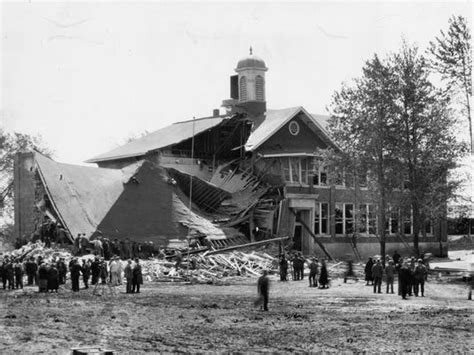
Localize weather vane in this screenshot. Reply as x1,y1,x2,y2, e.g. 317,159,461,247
249,46,253,55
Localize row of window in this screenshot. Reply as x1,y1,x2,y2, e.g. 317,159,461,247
281,157,412,189
313,202,433,236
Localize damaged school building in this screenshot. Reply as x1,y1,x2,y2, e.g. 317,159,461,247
13,52,447,259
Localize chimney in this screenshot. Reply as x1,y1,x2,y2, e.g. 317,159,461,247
213,109,220,117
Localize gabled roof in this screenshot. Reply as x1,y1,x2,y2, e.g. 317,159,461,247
86,116,227,163
244,106,335,151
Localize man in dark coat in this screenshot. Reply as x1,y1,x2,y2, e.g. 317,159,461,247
0,259,6,289
365,257,374,285
399,261,411,299
279,254,288,281
57,258,67,285
38,263,49,292
257,270,270,311
413,259,428,297
82,259,91,289
25,257,38,286
371,259,383,294
47,264,59,293
5,258,14,290
308,258,319,287
319,259,329,289
91,257,100,285
70,259,82,292
13,260,24,289
132,259,143,293
392,251,401,265
124,259,133,293
99,259,108,284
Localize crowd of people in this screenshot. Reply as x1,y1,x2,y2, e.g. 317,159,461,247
276,250,429,300
364,252,429,299
278,252,330,289
0,254,144,295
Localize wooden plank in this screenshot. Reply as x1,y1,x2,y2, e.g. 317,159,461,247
205,236,290,255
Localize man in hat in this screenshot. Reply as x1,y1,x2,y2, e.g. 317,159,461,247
90,257,100,285
371,259,383,294
257,270,270,311
385,260,395,294
132,259,143,293
279,254,288,281
413,259,428,297
124,259,133,293
308,258,319,287
82,259,91,289
70,259,82,292
399,261,411,300
25,256,38,286
57,258,67,285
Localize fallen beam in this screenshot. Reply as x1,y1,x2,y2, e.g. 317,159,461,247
205,236,290,255
289,208,334,261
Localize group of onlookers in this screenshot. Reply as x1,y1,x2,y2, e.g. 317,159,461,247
0,254,144,295
364,251,429,299
278,252,330,289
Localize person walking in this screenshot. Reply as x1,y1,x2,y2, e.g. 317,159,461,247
132,259,143,293
371,259,383,294
256,270,270,311
279,254,288,281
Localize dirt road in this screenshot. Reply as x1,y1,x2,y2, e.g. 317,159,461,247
0,275,472,353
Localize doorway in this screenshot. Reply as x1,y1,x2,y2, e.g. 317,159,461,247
293,224,303,251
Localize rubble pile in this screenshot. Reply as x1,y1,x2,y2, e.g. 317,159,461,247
142,251,277,284
4,242,72,264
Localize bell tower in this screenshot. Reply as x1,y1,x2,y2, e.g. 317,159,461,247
223,48,268,117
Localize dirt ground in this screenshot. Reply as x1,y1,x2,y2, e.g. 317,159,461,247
0,271,472,354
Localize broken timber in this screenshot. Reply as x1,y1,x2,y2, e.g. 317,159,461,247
289,208,334,261
206,236,290,255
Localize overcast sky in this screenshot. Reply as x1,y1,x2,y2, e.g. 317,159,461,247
1,1,472,165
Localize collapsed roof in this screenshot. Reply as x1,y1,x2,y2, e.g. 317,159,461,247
34,153,235,242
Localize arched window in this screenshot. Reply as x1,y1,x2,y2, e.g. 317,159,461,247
240,76,247,101
256,75,265,101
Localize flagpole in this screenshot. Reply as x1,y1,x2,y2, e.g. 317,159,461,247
187,116,195,276
189,116,195,210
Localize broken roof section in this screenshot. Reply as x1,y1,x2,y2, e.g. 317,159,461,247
35,153,236,243
244,106,334,152
35,153,134,238
86,115,227,163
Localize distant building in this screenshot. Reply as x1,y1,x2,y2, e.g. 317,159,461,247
15,51,448,258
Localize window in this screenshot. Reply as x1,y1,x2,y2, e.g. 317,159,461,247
310,157,327,186
345,204,354,234
281,157,309,184
240,76,247,101
385,207,399,234
335,203,344,234
403,209,412,235
289,121,300,135
359,204,368,233
424,219,433,235
314,202,329,235
256,75,265,101
368,204,377,235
